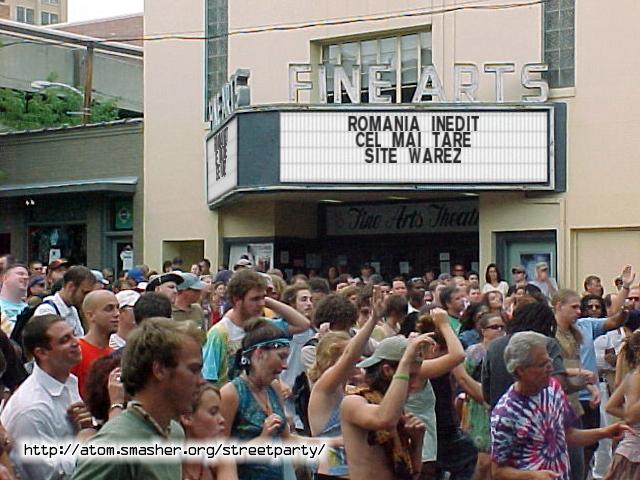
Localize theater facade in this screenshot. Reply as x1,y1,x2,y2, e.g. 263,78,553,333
144,0,640,289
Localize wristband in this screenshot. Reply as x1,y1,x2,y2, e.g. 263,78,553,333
393,373,410,381
109,403,125,411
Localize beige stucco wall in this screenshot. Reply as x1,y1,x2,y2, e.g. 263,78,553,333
143,0,219,271
145,0,640,287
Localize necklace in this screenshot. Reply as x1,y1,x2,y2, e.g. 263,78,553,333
128,401,172,438
243,374,273,416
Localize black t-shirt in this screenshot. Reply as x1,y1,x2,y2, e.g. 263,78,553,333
432,372,458,436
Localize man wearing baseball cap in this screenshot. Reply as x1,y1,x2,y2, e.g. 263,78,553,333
341,334,430,480
530,261,559,300
46,258,69,291
172,272,206,327
110,290,140,349
145,272,183,305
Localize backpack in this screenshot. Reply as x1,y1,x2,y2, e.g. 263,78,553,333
11,300,60,345
292,336,318,436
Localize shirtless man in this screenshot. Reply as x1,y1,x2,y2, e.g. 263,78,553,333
341,334,430,480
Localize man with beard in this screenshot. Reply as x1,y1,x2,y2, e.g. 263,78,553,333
72,318,205,479
202,269,310,386
35,266,96,337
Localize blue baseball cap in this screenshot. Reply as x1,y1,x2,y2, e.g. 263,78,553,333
177,272,207,291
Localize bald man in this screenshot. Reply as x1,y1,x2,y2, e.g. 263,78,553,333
70,290,120,399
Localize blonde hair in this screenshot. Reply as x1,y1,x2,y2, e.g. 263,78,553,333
308,331,350,383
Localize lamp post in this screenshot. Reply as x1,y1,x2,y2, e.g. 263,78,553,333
30,76,93,125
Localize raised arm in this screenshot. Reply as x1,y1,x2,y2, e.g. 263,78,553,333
341,334,431,431
264,297,311,334
419,308,465,379
604,265,634,331
312,290,381,395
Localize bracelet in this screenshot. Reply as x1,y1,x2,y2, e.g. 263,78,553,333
393,373,410,381
109,403,125,411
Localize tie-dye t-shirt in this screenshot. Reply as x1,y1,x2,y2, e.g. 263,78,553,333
491,377,577,479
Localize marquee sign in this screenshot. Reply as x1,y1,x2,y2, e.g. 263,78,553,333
206,117,238,204
280,106,553,188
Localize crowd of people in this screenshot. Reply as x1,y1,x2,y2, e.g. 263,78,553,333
0,252,638,479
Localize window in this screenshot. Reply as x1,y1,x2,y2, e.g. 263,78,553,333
16,6,34,24
205,0,228,117
543,0,574,88
41,11,59,25
321,31,432,103
42,0,60,5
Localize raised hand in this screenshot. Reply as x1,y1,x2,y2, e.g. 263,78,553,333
622,265,635,289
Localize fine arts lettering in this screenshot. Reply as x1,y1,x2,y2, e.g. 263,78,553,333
346,204,479,232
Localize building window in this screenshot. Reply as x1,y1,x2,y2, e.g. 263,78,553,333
543,0,574,88
16,6,35,24
206,0,228,117
41,11,59,25
321,31,432,103
42,0,60,5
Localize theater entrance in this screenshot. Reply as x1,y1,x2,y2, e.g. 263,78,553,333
320,199,479,278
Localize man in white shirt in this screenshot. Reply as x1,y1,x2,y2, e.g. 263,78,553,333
1,314,95,479
34,266,96,337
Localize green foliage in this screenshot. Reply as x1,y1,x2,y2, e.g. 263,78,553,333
0,87,119,131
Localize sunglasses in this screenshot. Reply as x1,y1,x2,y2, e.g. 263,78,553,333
512,269,525,274
629,297,640,301
484,324,505,331
587,305,602,311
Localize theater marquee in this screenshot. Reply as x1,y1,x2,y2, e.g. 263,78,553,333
280,105,554,187
205,104,565,208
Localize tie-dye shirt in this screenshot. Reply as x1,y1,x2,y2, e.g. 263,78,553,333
491,377,577,479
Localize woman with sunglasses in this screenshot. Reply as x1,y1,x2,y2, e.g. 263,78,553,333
220,318,293,480
461,312,505,479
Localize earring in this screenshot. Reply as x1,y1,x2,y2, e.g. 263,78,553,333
240,356,251,366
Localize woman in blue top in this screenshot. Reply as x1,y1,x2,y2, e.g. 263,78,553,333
220,317,292,480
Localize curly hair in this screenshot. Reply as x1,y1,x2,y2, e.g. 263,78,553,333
313,294,357,331
507,301,557,338
624,330,640,371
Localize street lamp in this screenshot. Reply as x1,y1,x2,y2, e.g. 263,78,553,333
30,80,90,124
30,80,83,96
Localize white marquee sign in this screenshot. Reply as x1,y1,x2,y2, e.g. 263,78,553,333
280,107,553,187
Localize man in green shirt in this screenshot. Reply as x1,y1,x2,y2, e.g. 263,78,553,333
72,317,206,479
440,285,465,335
